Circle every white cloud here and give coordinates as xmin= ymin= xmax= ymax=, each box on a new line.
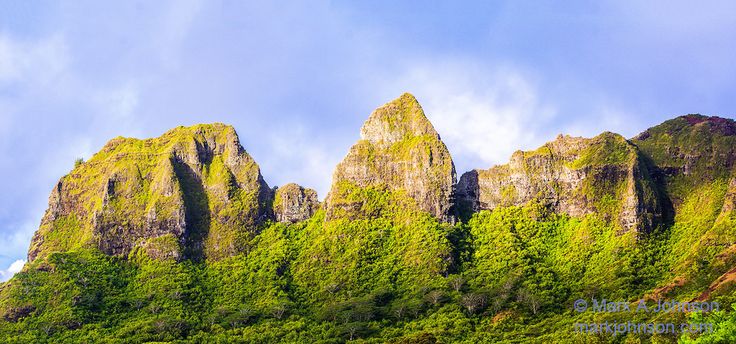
xmin=0 ymin=218 xmax=38 ymax=265
xmin=260 ymin=123 xmax=342 ymax=200
xmin=0 ymin=34 xmax=69 ymax=87
xmin=92 ymin=82 xmax=141 ymax=123
xmin=0 ymin=259 xmax=26 ymax=282
xmin=384 ymin=59 xmax=557 ymax=175
xmin=563 ymin=97 xmax=642 ymax=139
xmin=156 ymin=0 xmax=205 ymax=70
xmin=0 ymin=32 xmax=143 ymax=269
xmin=0 ymin=2 xmax=208 ymax=268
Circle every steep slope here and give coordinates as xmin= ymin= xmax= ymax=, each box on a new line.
xmin=633 ymin=114 xmax=736 ymax=189
xmin=27 ymin=123 xmax=273 ymax=262
xmin=324 ymin=93 xmax=456 ymax=222
xmin=294 ymin=93 xmax=456 ymax=308
xmin=456 ymin=132 xmax=663 ymax=233
xmin=632 ymin=115 xmax=736 ymax=291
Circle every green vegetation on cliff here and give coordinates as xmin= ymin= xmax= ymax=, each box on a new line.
xmin=2 ymin=106 xmax=736 ymax=343
xmin=4 ymin=199 xmax=728 ymax=343
xmin=28 ymin=123 xmax=273 ymax=263
xmin=326 ymin=93 xmax=456 ymax=222
xmin=457 ymin=131 xmax=663 ymax=235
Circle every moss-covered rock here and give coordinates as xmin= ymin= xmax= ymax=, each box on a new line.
xmin=272 ymin=183 xmax=319 ymax=223
xmin=632 ymin=114 xmax=736 ymax=206
xmin=27 ymin=123 xmax=273 ymax=263
xmin=456 ymin=132 xmax=664 ymax=234
xmin=324 ymin=93 xmax=457 ymax=222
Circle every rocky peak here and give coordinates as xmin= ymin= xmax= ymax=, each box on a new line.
xmin=28 ymin=123 xmax=273 ymax=263
xmin=359 ymin=92 xmax=440 ymax=145
xmin=325 ymin=93 xmax=456 ymax=221
xmin=273 ymin=183 xmax=320 ymax=223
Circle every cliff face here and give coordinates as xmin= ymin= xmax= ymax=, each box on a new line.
xmin=273 ymin=183 xmax=320 ymax=223
xmin=27 ymin=123 xmax=273 ymax=262
xmin=456 ymin=132 xmax=663 ymax=233
xmin=633 ymin=115 xmax=736 ymax=231
xmin=633 ymin=114 xmax=736 ymax=205
xmin=22 ymin=105 xmax=736 ymax=271
xmin=7 ymin=98 xmax=736 ymax=343
xmin=632 ymin=115 xmax=736 ymax=275
xmin=324 ymin=93 xmax=456 ymax=221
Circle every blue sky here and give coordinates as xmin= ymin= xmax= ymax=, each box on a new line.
xmin=1 ymin=1 xmax=735 ymax=279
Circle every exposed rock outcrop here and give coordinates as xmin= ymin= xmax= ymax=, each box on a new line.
xmin=273 ymin=183 xmax=320 ymax=223
xmin=722 ymin=177 xmax=736 ymax=214
xmin=28 ymin=123 xmax=273 ymax=262
xmin=324 ymin=93 xmax=456 ymax=221
xmin=632 ymin=114 xmax=736 ymax=207
xmin=456 ymin=132 xmax=663 ymax=233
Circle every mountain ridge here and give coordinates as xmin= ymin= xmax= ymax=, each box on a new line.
xmin=3 ymin=95 xmax=736 ymax=343
xmin=24 ymin=99 xmax=736 ymax=264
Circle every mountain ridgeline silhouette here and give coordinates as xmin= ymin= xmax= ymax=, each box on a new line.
xmin=2 ymin=94 xmax=736 ymax=343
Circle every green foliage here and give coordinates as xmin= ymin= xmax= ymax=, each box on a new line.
xmin=4 ymin=116 xmax=736 ymax=342
xmin=681 ymin=305 xmax=736 ymax=343
xmin=569 ymin=132 xmax=633 ymax=169
xmin=464 ymin=205 xmax=646 ymax=317
xmin=7 ymin=197 xmax=728 ymax=343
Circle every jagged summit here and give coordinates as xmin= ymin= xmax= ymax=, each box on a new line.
xmin=28 ymin=123 xmax=273 ymax=263
xmin=325 ymin=93 xmax=457 ymax=221
xmin=359 ymin=92 xmax=441 ymax=144
xmin=23 ymin=108 xmax=736 ymax=266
